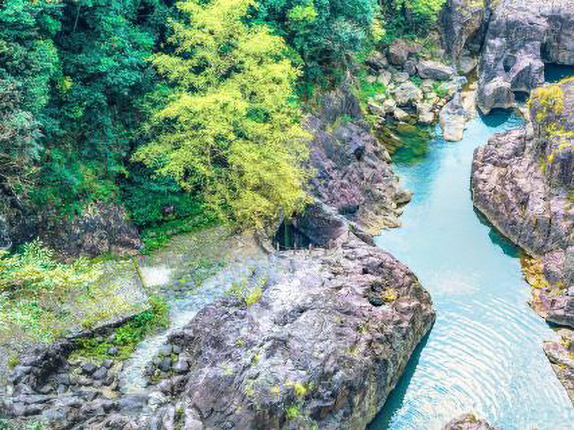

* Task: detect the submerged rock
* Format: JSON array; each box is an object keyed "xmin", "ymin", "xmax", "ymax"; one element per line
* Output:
[{"xmin": 443, "ymin": 413, "xmax": 502, "ymax": 430}]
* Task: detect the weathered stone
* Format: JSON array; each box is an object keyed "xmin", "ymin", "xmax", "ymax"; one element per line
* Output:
[
  {"xmin": 417, "ymin": 60, "xmax": 455, "ymax": 81},
  {"xmin": 391, "ymin": 81, "xmax": 423, "ymax": 106},
  {"xmin": 394, "ymin": 107, "xmax": 410, "ymax": 121},
  {"xmin": 149, "ymin": 235, "xmax": 435, "ymax": 430},
  {"xmin": 440, "ymin": 93, "xmax": 468, "ymax": 141},
  {"xmin": 477, "ymin": 0, "xmax": 574, "ymax": 113},
  {"xmin": 366, "ymin": 51, "xmax": 388, "ymax": 71},
  {"xmin": 440, "ymin": 0, "xmax": 491, "ymax": 61},
  {"xmin": 472, "ymin": 78, "xmax": 574, "ymax": 399},
  {"xmin": 543, "ymin": 329, "xmax": 574, "ymax": 404},
  {"xmin": 443, "ymin": 413, "xmax": 502, "ymax": 430}
]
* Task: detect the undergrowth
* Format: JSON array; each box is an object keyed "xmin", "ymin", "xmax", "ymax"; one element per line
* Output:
[{"xmin": 70, "ymin": 296, "xmax": 169, "ymax": 361}]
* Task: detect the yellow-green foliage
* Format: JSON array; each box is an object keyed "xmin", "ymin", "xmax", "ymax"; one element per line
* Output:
[
  {"xmin": 529, "ymin": 84, "xmax": 565, "ymax": 124},
  {"xmin": 0, "ymin": 241, "xmax": 147, "ymax": 344},
  {"xmin": 0, "ymin": 241, "xmax": 100, "ymax": 294},
  {"xmin": 134, "ymin": 0, "xmax": 311, "ymax": 230}
]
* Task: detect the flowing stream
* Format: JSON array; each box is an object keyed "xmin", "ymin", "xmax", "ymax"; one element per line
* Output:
[{"xmin": 369, "ymin": 110, "xmax": 574, "ymax": 429}]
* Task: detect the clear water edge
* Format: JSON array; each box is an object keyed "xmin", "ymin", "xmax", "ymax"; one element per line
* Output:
[{"xmin": 369, "ymin": 111, "xmax": 574, "ymax": 430}]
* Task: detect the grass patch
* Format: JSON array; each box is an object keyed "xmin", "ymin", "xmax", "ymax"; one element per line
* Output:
[{"xmin": 70, "ymin": 296, "xmax": 169, "ymax": 361}]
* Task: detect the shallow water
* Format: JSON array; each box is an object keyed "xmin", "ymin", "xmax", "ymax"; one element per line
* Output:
[
  {"xmin": 370, "ymin": 111, "xmax": 574, "ymax": 429},
  {"xmin": 120, "ymin": 255, "xmax": 281, "ymax": 393}
]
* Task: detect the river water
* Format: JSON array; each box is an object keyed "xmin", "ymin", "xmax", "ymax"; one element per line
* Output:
[{"xmin": 370, "ymin": 111, "xmax": 574, "ymax": 429}]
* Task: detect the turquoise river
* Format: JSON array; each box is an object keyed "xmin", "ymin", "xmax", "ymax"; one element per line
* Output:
[{"xmin": 369, "ymin": 109, "xmax": 574, "ymax": 429}]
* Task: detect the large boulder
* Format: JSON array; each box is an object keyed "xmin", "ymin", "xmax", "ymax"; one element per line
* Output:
[
  {"xmin": 38, "ymin": 202, "xmax": 143, "ymax": 257},
  {"xmin": 391, "ymin": 81, "xmax": 424, "ymax": 106},
  {"xmin": 387, "ymin": 40, "xmax": 421, "ymax": 67},
  {"xmin": 477, "ymin": 0, "xmax": 574, "ymax": 113},
  {"xmin": 440, "ymin": 0, "xmax": 492, "ymax": 61},
  {"xmin": 417, "ymin": 60, "xmax": 455, "ymax": 81},
  {"xmin": 146, "ymin": 236, "xmax": 435, "ymax": 430},
  {"xmin": 440, "ymin": 93, "xmax": 468, "ymax": 141}
]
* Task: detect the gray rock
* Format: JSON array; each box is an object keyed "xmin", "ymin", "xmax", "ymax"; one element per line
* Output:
[
  {"xmin": 391, "ymin": 81, "xmax": 423, "ymax": 106},
  {"xmin": 173, "ymin": 359, "xmax": 189, "ymax": 374},
  {"xmin": 107, "ymin": 346, "xmax": 118, "ymax": 356},
  {"xmin": 151, "ymin": 236, "xmax": 434, "ymax": 430},
  {"xmin": 443, "ymin": 413, "xmax": 502, "ymax": 430},
  {"xmin": 92, "ymin": 367, "xmax": 108, "ymax": 380},
  {"xmin": 440, "ymin": 0, "xmax": 491, "ymax": 61},
  {"xmin": 440, "ymin": 93, "xmax": 468, "ymax": 141},
  {"xmin": 388, "ymin": 39, "xmax": 411, "ymax": 66},
  {"xmin": 301, "ymin": 86, "xmax": 410, "ymax": 235},
  {"xmin": 458, "ymin": 56, "xmax": 477, "ymax": 75},
  {"xmin": 82, "ymin": 362, "xmax": 98, "ymax": 375},
  {"xmin": 366, "ymin": 51, "xmax": 388, "ymax": 71},
  {"xmin": 543, "ymin": 330, "xmax": 574, "ymax": 404},
  {"xmin": 417, "ymin": 60, "xmax": 455, "ymax": 81},
  {"xmin": 158, "ymin": 358, "xmax": 172, "ymax": 372},
  {"xmin": 477, "ymin": 0, "xmax": 574, "ymax": 113}
]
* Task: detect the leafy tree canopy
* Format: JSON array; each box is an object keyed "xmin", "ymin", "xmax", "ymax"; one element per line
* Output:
[{"xmin": 134, "ymin": 0, "xmax": 311, "ymax": 229}]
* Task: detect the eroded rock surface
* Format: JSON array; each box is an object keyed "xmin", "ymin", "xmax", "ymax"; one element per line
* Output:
[
  {"xmin": 477, "ymin": 0, "xmax": 574, "ymax": 113},
  {"xmin": 300, "ymin": 87, "xmax": 412, "ymax": 237},
  {"xmin": 1, "ymin": 233, "xmax": 435, "ymax": 430}
]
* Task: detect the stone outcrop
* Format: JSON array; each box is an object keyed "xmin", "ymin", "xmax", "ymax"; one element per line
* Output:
[
  {"xmin": 440, "ymin": 92, "xmax": 469, "ymax": 141},
  {"xmin": 0, "ymin": 196, "xmax": 142, "ymax": 257},
  {"xmin": 0, "ymin": 233, "xmax": 435, "ymax": 430},
  {"xmin": 302, "ymin": 87, "xmax": 412, "ymax": 236},
  {"xmin": 473, "ymin": 80, "xmax": 574, "ymax": 326},
  {"xmin": 543, "ymin": 328, "xmax": 574, "ymax": 404},
  {"xmin": 39, "ymin": 202, "xmax": 143, "ymax": 257},
  {"xmin": 476, "ymin": 0, "xmax": 574, "ymax": 113},
  {"xmin": 440, "ymin": 0, "xmax": 492, "ymax": 62},
  {"xmin": 443, "ymin": 414, "xmax": 501, "ymax": 430}
]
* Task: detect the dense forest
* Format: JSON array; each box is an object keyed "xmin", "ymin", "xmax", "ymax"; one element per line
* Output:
[{"xmin": 0, "ymin": 0, "xmax": 444, "ymax": 242}]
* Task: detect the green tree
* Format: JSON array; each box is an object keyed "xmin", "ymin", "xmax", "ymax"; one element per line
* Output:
[
  {"xmin": 254, "ymin": 0, "xmax": 380, "ymax": 82},
  {"xmin": 0, "ymin": 0, "xmax": 62, "ymax": 195},
  {"xmin": 135, "ymin": 0, "xmax": 310, "ymax": 229},
  {"xmin": 33, "ymin": 0, "xmax": 172, "ymax": 212}
]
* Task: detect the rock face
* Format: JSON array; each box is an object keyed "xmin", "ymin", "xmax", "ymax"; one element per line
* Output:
[
  {"xmin": 440, "ymin": 93, "xmax": 469, "ymax": 141},
  {"xmin": 476, "ymin": 0, "xmax": 574, "ymax": 113},
  {"xmin": 443, "ymin": 414, "xmax": 501, "ymax": 430},
  {"xmin": 417, "ymin": 60, "xmax": 455, "ymax": 81},
  {"xmin": 146, "ymin": 236, "xmax": 434, "ymax": 430},
  {"xmin": 473, "ymin": 79, "xmax": 574, "ymax": 326},
  {"xmin": 440, "ymin": 0, "xmax": 491, "ymax": 61},
  {"xmin": 0, "ymin": 197, "xmax": 142, "ymax": 257},
  {"xmin": 39, "ymin": 202, "xmax": 143, "ymax": 257},
  {"xmin": 301, "ymin": 87, "xmax": 412, "ymax": 236},
  {"xmin": 544, "ymin": 328, "xmax": 574, "ymax": 404}
]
